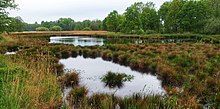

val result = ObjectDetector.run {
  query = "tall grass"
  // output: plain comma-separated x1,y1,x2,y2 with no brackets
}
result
0,53,62,108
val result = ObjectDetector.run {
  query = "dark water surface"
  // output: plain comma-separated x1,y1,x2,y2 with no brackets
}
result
59,56,166,98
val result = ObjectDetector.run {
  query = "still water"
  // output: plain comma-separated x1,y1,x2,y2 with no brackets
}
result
50,36,198,46
59,56,166,98
50,36,104,46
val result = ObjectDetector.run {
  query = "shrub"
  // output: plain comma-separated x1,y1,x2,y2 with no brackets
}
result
35,27,49,31
50,26,62,31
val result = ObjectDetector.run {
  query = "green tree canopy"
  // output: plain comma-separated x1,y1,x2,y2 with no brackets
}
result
0,0,17,32
106,10,120,32
159,0,213,33
57,18,75,31
141,2,160,32
123,2,143,33
6,16,25,32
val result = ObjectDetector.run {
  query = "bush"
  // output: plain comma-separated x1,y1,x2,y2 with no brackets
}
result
35,27,49,31
49,26,62,31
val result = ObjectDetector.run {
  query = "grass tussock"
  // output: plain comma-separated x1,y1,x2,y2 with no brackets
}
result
58,72,79,87
101,71,134,88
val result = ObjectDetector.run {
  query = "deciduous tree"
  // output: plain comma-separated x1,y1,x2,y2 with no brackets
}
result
0,0,17,32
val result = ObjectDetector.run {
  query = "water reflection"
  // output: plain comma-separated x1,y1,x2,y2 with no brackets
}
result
50,36,199,46
5,52,16,55
59,56,166,97
50,36,104,46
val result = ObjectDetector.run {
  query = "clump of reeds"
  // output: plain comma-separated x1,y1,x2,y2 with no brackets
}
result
61,51,71,59
51,63,64,76
58,72,79,87
101,71,134,88
67,86,88,106
71,49,78,57
101,50,112,61
88,93,121,108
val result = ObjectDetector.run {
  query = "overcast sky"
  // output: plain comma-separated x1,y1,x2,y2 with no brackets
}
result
9,0,168,23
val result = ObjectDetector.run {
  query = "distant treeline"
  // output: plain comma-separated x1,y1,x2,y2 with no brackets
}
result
23,18,102,31
4,0,220,34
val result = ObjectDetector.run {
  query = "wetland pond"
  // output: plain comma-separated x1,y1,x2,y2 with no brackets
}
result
50,36,198,46
59,56,166,99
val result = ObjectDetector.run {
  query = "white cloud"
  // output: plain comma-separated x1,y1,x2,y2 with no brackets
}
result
9,0,168,23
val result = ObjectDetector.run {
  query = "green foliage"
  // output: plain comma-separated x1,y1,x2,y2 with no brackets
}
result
6,16,25,32
145,30,156,34
35,27,49,31
82,27,92,31
141,2,160,32
0,36,6,42
68,86,88,101
0,0,17,32
204,18,220,34
106,10,120,32
103,2,160,34
160,0,213,34
131,29,145,35
23,22,41,31
49,26,62,31
74,22,83,30
123,2,143,33
101,71,134,88
208,0,220,18
24,19,102,31
90,20,102,30
57,18,74,31
102,18,107,30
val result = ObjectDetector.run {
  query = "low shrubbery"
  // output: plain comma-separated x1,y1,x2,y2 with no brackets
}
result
36,27,49,31
50,26,62,31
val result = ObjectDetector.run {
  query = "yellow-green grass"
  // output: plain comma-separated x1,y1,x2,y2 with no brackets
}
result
0,53,62,108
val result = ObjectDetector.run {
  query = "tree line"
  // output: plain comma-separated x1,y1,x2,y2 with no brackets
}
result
103,0,220,34
1,0,220,34
23,18,102,31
